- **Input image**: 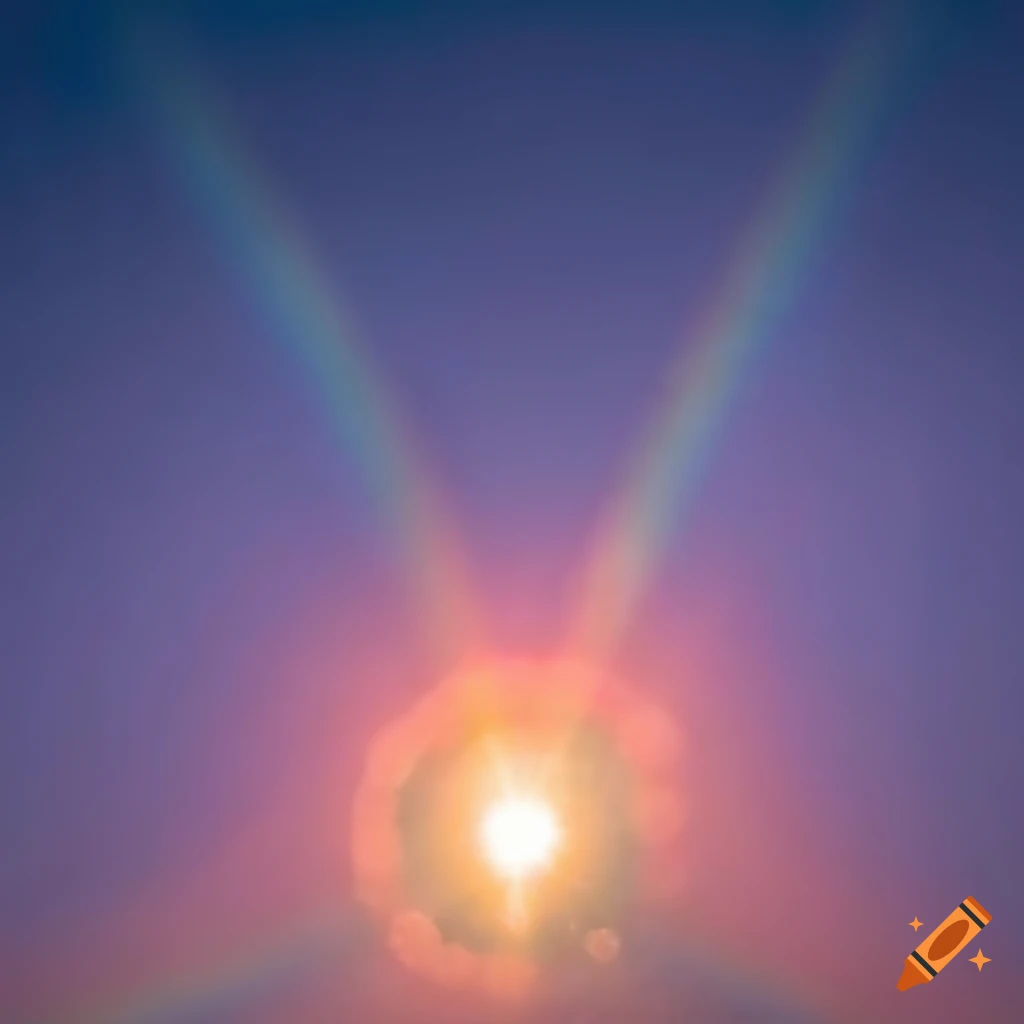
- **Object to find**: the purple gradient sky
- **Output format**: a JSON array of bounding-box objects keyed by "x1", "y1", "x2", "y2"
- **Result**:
[{"x1": 3, "y1": 2, "x2": 1023, "y2": 1022}]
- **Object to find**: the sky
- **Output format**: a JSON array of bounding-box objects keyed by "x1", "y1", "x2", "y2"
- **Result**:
[{"x1": 2, "y1": 1, "x2": 1023, "y2": 1022}]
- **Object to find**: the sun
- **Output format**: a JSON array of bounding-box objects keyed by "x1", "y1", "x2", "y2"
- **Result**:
[{"x1": 479, "y1": 796, "x2": 562, "y2": 881}]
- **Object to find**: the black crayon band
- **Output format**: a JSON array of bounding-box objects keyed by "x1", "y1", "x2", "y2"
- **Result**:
[
  {"x1": 959, "y1": 903, "x2": 985, "y2": 930},
  {"x1": 911, "y1": 951, "x2": 937, "y2": 977}
]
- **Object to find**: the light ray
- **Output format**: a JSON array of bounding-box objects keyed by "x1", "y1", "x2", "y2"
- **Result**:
[
  {"x1": 569, "y1": 10, "x2": 912, "y2": 662},
  {"x1": 38, "y1": 907, "x2": 354, "y2": 1024},
  {"x1": 131, "y1": 34, "x2": 484, "y2": 667}
]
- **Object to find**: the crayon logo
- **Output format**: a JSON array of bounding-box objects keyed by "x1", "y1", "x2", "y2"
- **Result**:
[{"x1": 898, "y1": 897, "x2": 991, "y2": 992}]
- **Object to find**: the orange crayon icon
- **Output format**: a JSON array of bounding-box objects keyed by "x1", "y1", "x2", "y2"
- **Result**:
[{"x1": 897, "y1": 896, "x2": 991, "y2": 991}]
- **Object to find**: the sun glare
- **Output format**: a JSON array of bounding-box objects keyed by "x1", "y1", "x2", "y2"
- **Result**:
[{"x1": 479, "y1": 796, "x2": 562, "y2": 880}]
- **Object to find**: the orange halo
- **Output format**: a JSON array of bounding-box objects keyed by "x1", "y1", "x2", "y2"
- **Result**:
[{"x1": 350, "y1": 658, "x2": 684, "y2": 997}]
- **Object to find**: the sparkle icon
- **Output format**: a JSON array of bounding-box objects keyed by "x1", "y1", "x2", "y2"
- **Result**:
[
  {"x1": 909, "y1": 917, "x2": 923, "y2": 932},
  {"x1": 968, "y1": 949, "x2": 991, "y2": 972}
]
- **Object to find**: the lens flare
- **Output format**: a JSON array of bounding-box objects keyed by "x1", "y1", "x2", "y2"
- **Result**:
[
  {"x1": 479, "y1": 796, "x2": 562, "y2": 881},
  {"x1": 352, "y1": 658, "x2": 685, "y2": 998}
]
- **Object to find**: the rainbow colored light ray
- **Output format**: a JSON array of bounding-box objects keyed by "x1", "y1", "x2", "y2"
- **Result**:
[
  {"x1": 569, "y1": 12, "x2": 908, "y2": 663},
  {"x1": 42, "y1": 910, "x2": 346, "y2": 1024},
  {"x1": 134, "y1": 42, "x2": 483, "y2": 668}
]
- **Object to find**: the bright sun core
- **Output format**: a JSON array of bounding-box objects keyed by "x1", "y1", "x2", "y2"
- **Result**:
[{"x1": 479, "y1": 796, "x2": 562, "y2": 880}]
